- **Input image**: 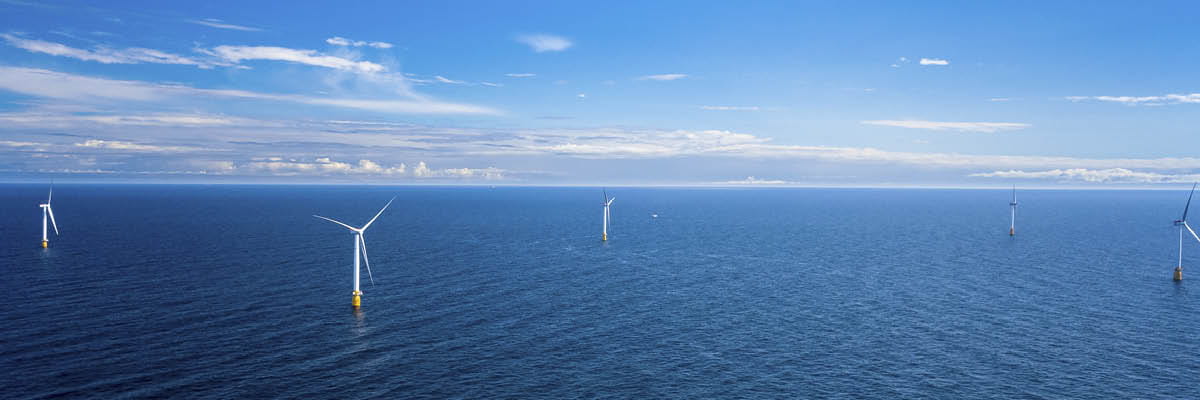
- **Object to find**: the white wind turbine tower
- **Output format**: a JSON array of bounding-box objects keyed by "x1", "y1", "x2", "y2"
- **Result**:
[
  {"x1": 314, "y1": 197, "x2": 395, "y2": 307},
  {"x1": 1009, "y1": 186, "x2": 1018, "y2": 236},
  {"x1": 602, "y1": 189, "x2": 615, "y2": 241},
  {"x1": 1173, "y1": 183, "x2": 1200, "y2": 281},
  {"x1": 39, "y1": 185, "x2": 59, "y2": 248}
]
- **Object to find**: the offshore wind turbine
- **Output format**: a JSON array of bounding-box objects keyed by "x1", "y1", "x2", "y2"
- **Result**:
[
  {"x1": 38, "y1": 185, "x2": 59, "y2": 248},
  {"x1": 602, "y1": 189, "x2": 615, "y2": 241},
  {"x1": 1173, "y1": 183, "x2": 1200, "y2": 281},
  {"x1": 1009, "y1": 186, "x2": 1018, "y2": 236},
  {"x1": 313, "y1": 197, "x2": 395, "y2": 307}
]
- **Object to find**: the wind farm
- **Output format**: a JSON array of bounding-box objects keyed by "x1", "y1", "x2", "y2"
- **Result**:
[
  {"x1": 6, "y1": 0, "x2": 1200, "y2": 398},
  {"x1": 313, "y1": 197, "x2": 395, "y2": 307}
]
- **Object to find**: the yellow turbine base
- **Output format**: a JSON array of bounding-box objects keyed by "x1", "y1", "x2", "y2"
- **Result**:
[
  {"x1": 602, "y1": 233, "x2": 607, "y2": 241},
  {"x1": 1009, "y1": 228, "x2": 1014, "y2": 236},
  {"x1": 41, "y1": 240, "x2": 47, "y2": 248},
  {"x1": 352, "y1": 291, "x2": 362, "y2": 307},
  {"x1": 1174, "y1": 267, "x2": 1183, "y2": 282}
]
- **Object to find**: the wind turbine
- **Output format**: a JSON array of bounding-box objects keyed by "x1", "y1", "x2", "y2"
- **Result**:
[
  {"x1": 1173, "y1": 183, "x2": 1200, "y2": 281},
  {"x1": 39, "y1": 185, "x2": 59, "y2": 248},
  {"x1": 313, "y1": 197, "x2": 395, "y2": 307},
  {"x1": 602, "y1": 189, "x2": 615, "y2": 241},
  {"x1": 1009, "y1": 186, "x2": 1018, "y2": 236}
]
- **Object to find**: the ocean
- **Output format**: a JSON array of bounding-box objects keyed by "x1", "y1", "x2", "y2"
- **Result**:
[{"x1": 1, "y1": 184, "x2": 1198, "y2": 398}]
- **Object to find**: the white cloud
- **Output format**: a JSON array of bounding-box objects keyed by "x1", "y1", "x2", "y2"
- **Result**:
[
  {"x1": 0, "y1": 67, "x2": 499, "y2": 115},
  {"x1": 1066, "y1": 94, "x2": 1200, "y2": 106},
  {"x1": 296, "y1": 97, "x2": 497, "y2": 114},
  {"x1": 208, "y1": 45, "x2": 385, "y2": 73},
  {"x1": 434, "y1": 75, "x2": 466, "y2": 84},
  {"x1": 0, "y1": 140, "x2": 43, "y2": 147},
  {"x1": 577, "y1": 93, "x2": 586, "y2": 99},
  {"x1": 861, "y1": 120, "x2": 1030, "y2": 133},
  {"x1": 1, "y1": 34, "x2": 222, "y2": 68},
  {"x1": 480, "y1": 82, "x2": 502, "y2": 87},
  {"x1": 245, "y1": 158, "x2": 406, "y2": 175},
  {"x1": 505, "y1": 73, "x2": 536, "y2": 78},
  {"x1": 0, "y1": 112, "x2": 257, "y2": 127},
  {"x1": 700, "y1": 106, "x2": 760, "y2": 111},
  {"x1": 638, "y1": 74, "x2": 688, "y2": 81},
  {"x1": 719, "y1": 176, "x2": 789, "y2": 185},
  {"x1": 74, "y1": 139, "x2": 198, "y2": 152},
  {"x1": 919, "y1": 58, "x2": 949, "y2": 65},
  {"x1": 989, "y1": 98, "x2": 1012, "y2": 102},
  {"x1": 189, "y1": 160, "x2": 236, "y2": 174},
  {"x1": 970, "y1": 168, "x2": 1200, "y2": 184},
  {"x1": 411, "y1": 161, "x2": 432, "y2": 177},
  {"x1": 325, "y1": 36, "x2": 393, "y2": 49},
  {"x1": 516, "y1": 34, "x2": 572, "y2": 52},
  {"x1": 188, "y1": 18, "x2": 262, "y2": 32}
]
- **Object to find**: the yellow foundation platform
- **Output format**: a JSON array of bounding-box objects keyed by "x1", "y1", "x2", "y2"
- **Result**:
[
  {"x1": 1174, "y1": 267, "x2": 1183, "y2": 282},
  {"x1": 41, "y1": 240, "x2": 47, "y2": 248},
  {"x1": 1009, "y1": 228, "x2": 1014, "y2": 236},
  {"x1": 352, "y1": 291, "x2": 362, "y2": 307},
  {"x1": 602, "y1": 233, "x2": 607, "y2": 241}
]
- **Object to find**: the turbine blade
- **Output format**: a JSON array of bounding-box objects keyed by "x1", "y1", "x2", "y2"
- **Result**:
[
  {"x1": 1183, "y1": 183, "x2": 1196, "y2": 222},
  {"x1": 47, "y1": 206, "x2": 59, "y2": 235},
  {"x1": 361, "y1": 196, "x2": 396, "y2": 231},
  {"x1": 48, "y1": 185, "x2": 52, "y2": 205},
  {"x1": 1187, "y1": 222, "x2": 1200, "y2": 245},
  {"x1": 607, "y1": 197, "x2": 615, "y2": 206},
  {"x1": 360, "y1": 235, "x2": 375, "y2": 286},
  {"x1": 603, "y1": 188, "x2": 607, "y2": 203},
  {"x1": 313, "y1": 215, "x2": 358, "y2": 232}
]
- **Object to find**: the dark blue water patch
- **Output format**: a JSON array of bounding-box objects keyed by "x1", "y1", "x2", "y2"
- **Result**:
[{"x1": 1, "y1": 185, "x2": 1198, "y2": 398}]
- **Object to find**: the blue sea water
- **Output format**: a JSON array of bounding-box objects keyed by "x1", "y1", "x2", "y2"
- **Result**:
[{"x1": 1, "y1": 184, "x2": 1198, "y2": 398}]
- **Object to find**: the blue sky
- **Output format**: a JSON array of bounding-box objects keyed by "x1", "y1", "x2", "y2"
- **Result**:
[{"x1": 2, "y1": 0, "x2": 1199, "y2": 186}]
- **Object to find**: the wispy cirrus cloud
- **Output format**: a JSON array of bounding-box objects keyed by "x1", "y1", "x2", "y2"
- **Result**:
[
  {"x1": 1, "y1": 33, "x2": 225, "y2": 68},
  {"x1": 505, "y1": 73, "x2": 536, "y2": 78},
  {"x1": 970, "y1": 168, "x2": 1200, "y2": 183},
  {"x1": 188, "y1": 18, "x2": 262, "y2": 32},
  {"x1": 0, "y1": 67, "x2": 499, "y2": 115},
  {"x1": 326, "y1": 36, "x2": 393, "y2": 49},
  {"x1": 700, "y1": 105, "x2": 760, "y2": 111},
  {"x1": 862, "y1": 120, "x2": 1030, "y2": 133},
  {"x1": 919, "y1": 58, "x2": 949, "y2": 65},
  {"x1": 434, "y1": 75, "x2": 466, "y2": 84},
  {"x1": 1066, "y1": 94, "x2": 1200, "y2": 106},
  {"x1": 638, "y1": 74, "x2": 688, "y2": 81},
  {"x1": 515, "y1": 34, "x2": 572, "y2": 52},
  {"x1": 206, "y1": 45, "x2": 385, "y2": 73},
  {"x1": 0, "y1": 34, "x2": 391, "y2": 74}
]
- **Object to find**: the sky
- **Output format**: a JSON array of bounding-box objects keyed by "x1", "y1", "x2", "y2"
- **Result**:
[{"x1": 1, "y1": 0, "x2": 1200, "y2": 186}]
